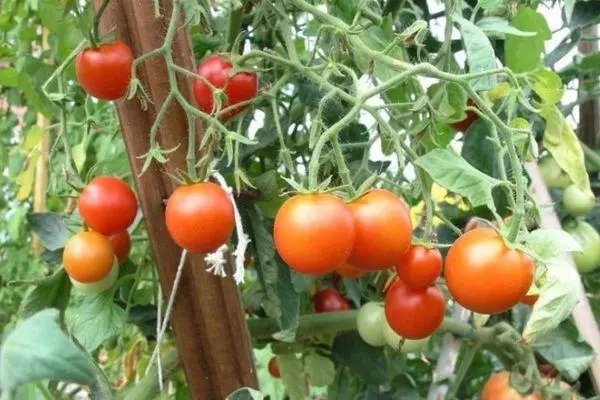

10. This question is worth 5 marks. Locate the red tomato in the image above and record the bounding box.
[450,99,478,133]
[274,194,355,276]
[78,177,138,236]
[539,363,558,378]
[521,294,539,307]
[109,231,131,264]
[63,231,115,283]
[268,356,281,378]
[482,371,540,400]
[193,54,258,120]
[384,280,445,339]
[337,263,366,279]
[396,245,442,290]
[165,182,234,253]
[445,228,534,314]
[75,40,134,101]
[348,189,412,271]
[313,288,350,313]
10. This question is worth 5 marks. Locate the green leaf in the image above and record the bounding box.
[476,0,504,11]
[531,69,564,105]
[454,16,497,91]
[331,331,387,385]
[226,387,265,400]
[535,319,594,381]
[477,16,537,39]
[0,309,95,394]
[570,1,600,29]
[276,258,300,334]
[70,291,126,352]
[428,82,468,122]
[20,269,72,319]
[27,212,69,251]
[525,229,582,263]
[278,353,308,400]
[415,148,503,209]
[18,74,59,118]
[328,368,353,400]
[304,352,336,387]
[522,263,581,343]
[0,67,19,87]
[39,0,65,32]
[541,104,591,195]
[505,7,551,73]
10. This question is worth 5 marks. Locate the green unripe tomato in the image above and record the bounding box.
[70,258,119,294]
[563,184,595,217]
[564,221,600,274]
[382,319,429,353]
[356,302,386,347]
[539,156,572,189]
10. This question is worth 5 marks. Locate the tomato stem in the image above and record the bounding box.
[92,0,112,48]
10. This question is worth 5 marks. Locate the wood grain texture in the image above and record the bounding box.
[93,0,257,397]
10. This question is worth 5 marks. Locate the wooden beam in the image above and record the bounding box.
[94,1,257,398]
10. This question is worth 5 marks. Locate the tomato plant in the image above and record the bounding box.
[78,177,138,236]
[445,227,534,314]
[193,54,259,120]
[76,41,134,101]
[384,280,445,339]
[481,372,540,400]
[165,182,234,253]
[396,245,442,290]
[313,288,350,313]
[2,0,600,398]
[274,194,355,276]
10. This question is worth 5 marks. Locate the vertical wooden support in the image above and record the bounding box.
[528,162,600,393]
[578,26,600,148]
[94,1,257,398]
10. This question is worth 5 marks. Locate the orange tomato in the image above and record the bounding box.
[348,189,412,271]
[482,372,540,400]
[445,228,534,314]
[63,231,115,282]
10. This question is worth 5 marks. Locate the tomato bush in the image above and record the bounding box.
[2,0,600,398]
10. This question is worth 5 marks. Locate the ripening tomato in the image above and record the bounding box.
[75,40,134,101]
[539,364,558,378]
[274,194,355,276]
[384,280,445,339]
[193,54,258,120]
[563,184,595,217]
[445,228,534,314]
[165,182,234,253]
[63,231,116,283]
[450,99,478,133]
[348,189,412,271]
[356,302,386,347]
[482,372,540,400]
[396,245,442,290]
[268,356,281,378]
[382,319,429,353]
[313,287,350,313]
[71,259,119,294]
[337,263,366,279]
[78,177,138,236]
[109,231,131,264]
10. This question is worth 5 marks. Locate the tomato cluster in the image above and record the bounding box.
[63,177,138,293]
[273,189,412,276]
[482,371,577,400]
[313,288,350,313]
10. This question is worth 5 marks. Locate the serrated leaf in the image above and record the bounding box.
[531,69,564,105]
[535,319,594,381]
[477,16,537,38]
[27,212,69,251]
[304,353,336,387]
[415,148,502,209]
[540,104,591,195]
[522,263,581,343]
[455,16,497,91]
[525,229,582,262]
[278,353,308,400]
[331,331,387,385]
[0,309,95,394]
[20,269,72,319]
[276,256,300,334]
[0,67,19,87]
[70,291,126,352]
[505,7,551,73]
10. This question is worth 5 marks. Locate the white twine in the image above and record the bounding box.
[208,171,250,285]
[146,249,188,376]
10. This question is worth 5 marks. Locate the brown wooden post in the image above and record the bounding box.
[94,0,258,398]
